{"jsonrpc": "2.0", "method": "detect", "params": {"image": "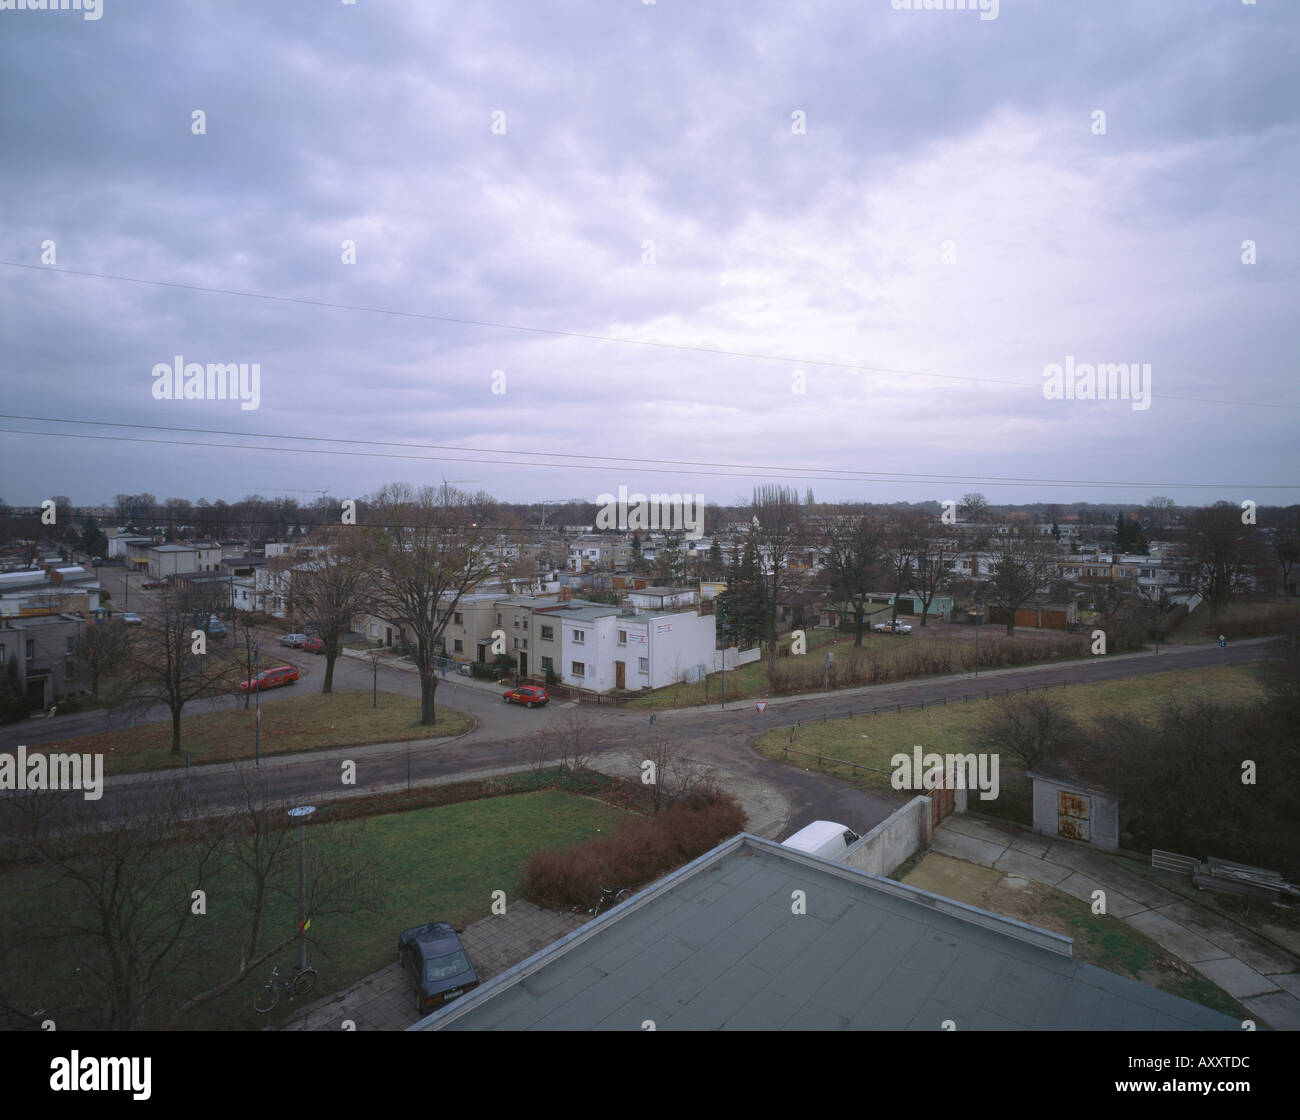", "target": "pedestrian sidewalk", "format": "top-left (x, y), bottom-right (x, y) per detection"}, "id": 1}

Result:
top-left (924, 815), bottom-right (1300, 1030)
top-left (282, 900), bottom-right (586, 1030)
